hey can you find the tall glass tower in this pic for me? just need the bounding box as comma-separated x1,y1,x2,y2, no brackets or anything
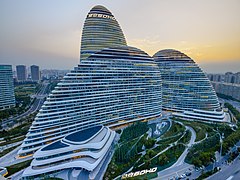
80,5,127,61
0,65,15,110
16,65,27,81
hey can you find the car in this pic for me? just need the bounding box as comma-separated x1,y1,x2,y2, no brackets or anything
185,172,191,176
180,174,186,178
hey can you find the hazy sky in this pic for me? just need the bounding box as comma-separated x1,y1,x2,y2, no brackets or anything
0,0,240,73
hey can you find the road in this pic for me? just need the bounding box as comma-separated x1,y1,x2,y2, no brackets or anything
207,157,240,180
219,98,240,112
157,163,195,180
1,81,49,130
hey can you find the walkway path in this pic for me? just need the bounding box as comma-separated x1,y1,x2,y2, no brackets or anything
171,126,196,167
154,122,196,179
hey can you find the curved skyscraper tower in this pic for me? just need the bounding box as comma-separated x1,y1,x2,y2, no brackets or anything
80,5,127,61
153,49,226,122
18,46,162,157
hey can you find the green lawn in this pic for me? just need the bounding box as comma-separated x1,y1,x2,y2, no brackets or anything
105,121,188,180
161,121,185,138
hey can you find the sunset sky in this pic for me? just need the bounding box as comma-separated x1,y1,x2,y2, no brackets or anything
0,0,239,73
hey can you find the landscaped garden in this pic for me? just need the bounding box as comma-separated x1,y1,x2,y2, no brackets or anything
104,120,190,180
183,111,240,168
104,106,240,179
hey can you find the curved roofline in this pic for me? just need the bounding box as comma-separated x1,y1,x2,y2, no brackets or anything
90,5,111,12
63,125,103,145
87,45,151,58
153,49,191,60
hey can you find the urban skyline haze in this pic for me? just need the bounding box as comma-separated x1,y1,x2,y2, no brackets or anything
0,0,240,73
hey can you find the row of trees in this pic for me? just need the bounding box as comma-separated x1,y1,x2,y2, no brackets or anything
186,121,240,167
217,93,240,102
119,122,148,143
186,134,219,167
222,127,240,154
225,102,240,121
0,122,31,138
138,143,185,170
191,152,215,167
104,123,150,180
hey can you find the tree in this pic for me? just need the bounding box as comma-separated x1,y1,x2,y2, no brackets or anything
158,154,168,166
146,149,156,158
192,157,202,167
145,138,156,149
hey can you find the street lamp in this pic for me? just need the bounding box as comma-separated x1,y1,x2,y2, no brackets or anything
220,133,224,157
216,128,224,158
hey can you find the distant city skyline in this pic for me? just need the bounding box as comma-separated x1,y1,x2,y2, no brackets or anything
0,0,240,73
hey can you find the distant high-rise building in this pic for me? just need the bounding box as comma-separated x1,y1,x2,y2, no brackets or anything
225,72,234,83
30,65,40,81
211,82,240,101
208,72,240,84
16,65,27,81
0,65,15,110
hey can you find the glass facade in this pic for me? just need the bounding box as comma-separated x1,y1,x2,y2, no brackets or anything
153,49,224,122
0,65,15,110
80,5,126,61
16,65,27,81
18,46,162,157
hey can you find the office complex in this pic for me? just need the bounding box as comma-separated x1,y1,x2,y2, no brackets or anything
0,65,15,110
18,5,162,157
153,49,226,122
30,65,40,81
18,46,162,157
22,126,115,179
16,65,27,81
80,5,126,61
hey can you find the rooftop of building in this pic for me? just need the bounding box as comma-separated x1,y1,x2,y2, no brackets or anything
41,140,69,151
153,49,192,61
64,125,103,143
